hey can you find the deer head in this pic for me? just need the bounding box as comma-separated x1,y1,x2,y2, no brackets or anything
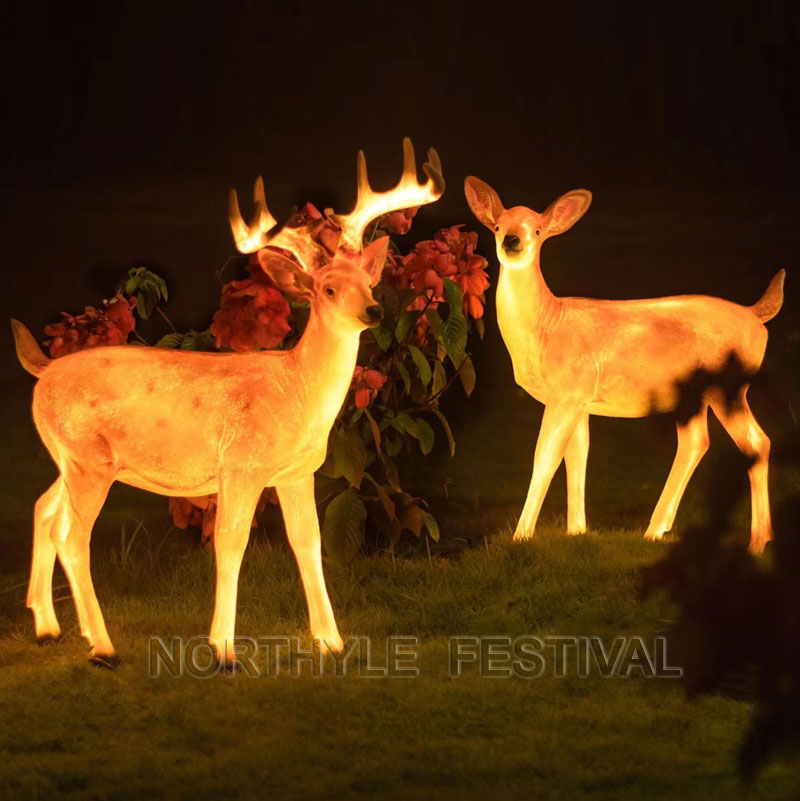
464,177,591,269
229,139,445,332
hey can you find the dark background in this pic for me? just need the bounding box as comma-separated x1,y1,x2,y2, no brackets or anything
1,1,798,560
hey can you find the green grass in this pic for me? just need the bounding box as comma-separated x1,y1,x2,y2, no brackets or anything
0,521,798,800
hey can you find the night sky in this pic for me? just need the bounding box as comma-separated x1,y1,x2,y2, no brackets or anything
2,1,798,490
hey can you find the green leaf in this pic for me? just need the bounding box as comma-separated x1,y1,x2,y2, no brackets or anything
155,332,184,349
474,317,485,340
322,488,367,564
364,473,396,519
429,407,456,457
421,511,440,542
442,280,467,363
332,428,367,489
396,362,411,395
426,308,445,341
431,361,447,396
397,494,423,537
395,310,418,344
390,413,418,439
363,407,381,452
385,430,403,458
136,291,151,319
407,345,431,388
415,417,435,455
381,454,401,491
370,323,393,351
459,355,477,397
181,329,216,351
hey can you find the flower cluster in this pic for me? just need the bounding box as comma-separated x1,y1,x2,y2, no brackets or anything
210,278,291,352
351,366,387,409
44,295,137,358
383,225,490,344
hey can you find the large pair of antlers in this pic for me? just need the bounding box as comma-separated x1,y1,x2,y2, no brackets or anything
229,138,444,265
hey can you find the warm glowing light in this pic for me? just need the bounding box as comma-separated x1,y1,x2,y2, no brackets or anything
465,177,784,554
12,140,444,668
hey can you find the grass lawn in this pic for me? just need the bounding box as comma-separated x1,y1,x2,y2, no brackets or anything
0,517,798,800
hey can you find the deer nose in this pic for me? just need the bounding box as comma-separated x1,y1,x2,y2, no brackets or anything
366,304,383,322
502,234,521,252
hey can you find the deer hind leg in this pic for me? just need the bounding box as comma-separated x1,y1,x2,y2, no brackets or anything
209,476,262,668
564,413,590,535
52,462,116,665
645,405,709,541
709,389,772,553
515,403,587,541
28,478,66,641
276,475,343,654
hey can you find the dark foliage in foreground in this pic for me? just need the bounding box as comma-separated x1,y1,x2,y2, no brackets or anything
641,435,800,781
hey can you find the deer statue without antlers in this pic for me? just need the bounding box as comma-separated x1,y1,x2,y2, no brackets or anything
465,177,784,554
12,138,444,668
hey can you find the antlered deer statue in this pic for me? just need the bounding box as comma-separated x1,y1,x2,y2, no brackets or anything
12,139,444,668
465,177,783,554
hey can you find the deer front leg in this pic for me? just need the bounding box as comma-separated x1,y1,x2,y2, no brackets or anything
645,405,709,541
564,413,590,535
515,403,587,541
209,476,262,668
276,475,343,654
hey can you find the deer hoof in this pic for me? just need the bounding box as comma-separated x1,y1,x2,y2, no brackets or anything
89,652,120,670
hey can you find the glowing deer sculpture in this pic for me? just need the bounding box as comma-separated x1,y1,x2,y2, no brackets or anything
465,177,784,553
12,139,444,668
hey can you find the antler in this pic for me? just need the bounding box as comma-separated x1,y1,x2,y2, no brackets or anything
228,138,444,267
228,176,278,253
337,137,445,251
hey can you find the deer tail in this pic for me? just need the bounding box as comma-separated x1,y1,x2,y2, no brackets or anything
11,319,51,377
751,269,785,323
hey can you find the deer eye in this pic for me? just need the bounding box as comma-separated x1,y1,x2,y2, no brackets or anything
495,225,500,232
325,287,335,297
535,229,540,236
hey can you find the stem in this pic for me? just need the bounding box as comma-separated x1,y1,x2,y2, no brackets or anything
133,330,151,346
425,354,469,404
155,306,177,333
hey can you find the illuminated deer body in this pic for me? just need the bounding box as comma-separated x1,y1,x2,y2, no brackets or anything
13,139,443,667
465,177,784,553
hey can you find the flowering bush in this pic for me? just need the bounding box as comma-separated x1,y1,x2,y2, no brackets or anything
44,295,137,358
41,207,490,562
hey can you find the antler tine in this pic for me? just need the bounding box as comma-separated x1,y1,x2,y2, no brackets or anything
253,176,278,234
338,138,446,251
228,177,278,253
423,147,445,195
402,137,416,178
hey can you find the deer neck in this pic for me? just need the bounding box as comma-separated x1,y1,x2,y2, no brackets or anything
293,309,362,427
496,251,559,346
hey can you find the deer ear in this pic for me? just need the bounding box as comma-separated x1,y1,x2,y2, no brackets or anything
361,236,390,286
257,250,315,297
464,176,505,229
542,190,592,236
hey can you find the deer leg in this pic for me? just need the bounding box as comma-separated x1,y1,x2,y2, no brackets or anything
515,404,586,541
209,477,261,668
564,413,590,534
645,406,709,541
709,389,772,553
28,478,65,642
276,475,343,654
52,464,116,665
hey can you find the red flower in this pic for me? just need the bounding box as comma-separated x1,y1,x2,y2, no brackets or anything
44,294,137,358
377,206,419,235
351,365,387,409
211,278,291,352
